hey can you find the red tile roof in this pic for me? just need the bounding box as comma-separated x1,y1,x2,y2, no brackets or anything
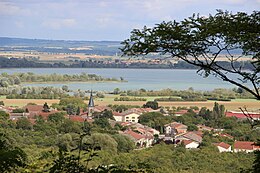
215,142,231,149
121,108,153,116
182,140,194,146
38,111,60,119
112,111,122,116
234,141,255,150
165,122,187,129
183,132,202,143
226,111,260,119
124,130,146,140
219,133,234,139
25,105,43,112
69,116,85,122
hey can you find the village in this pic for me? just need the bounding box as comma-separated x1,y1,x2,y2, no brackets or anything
1,92,260,154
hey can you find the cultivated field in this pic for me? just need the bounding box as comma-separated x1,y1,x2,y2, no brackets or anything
1,97,259,111
0,51,113,61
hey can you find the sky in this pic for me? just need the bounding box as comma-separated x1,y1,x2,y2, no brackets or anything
0,0,259,41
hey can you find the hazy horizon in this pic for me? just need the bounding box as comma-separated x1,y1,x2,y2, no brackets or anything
1,0,259,41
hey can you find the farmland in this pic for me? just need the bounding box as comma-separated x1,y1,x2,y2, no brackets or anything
2,96,259,111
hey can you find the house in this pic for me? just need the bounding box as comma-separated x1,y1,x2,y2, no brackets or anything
135,127,160,137
113,111,123,122
217,133,234,140
175,131,203,144
69,115,85,122
93,106,112,113
25,105,44,117
226,111,260,120
214,142,232,152
182,140,200,149
234,141,260,153
112,107,155,123
119,122,160,136
0,105,16,113
164,122,187,136
123,112,140,122
24,104,60,119
197,124,213,132
9,112,30,121
123,130,153,148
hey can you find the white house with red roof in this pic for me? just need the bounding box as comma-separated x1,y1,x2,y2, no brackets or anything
123,130,153,148
113,111,123,122
234,141,260,153
175,131,203,144
164,122,187,136
112,108,154,123
122,112,140,123
214,142,232,152
182,140,200,149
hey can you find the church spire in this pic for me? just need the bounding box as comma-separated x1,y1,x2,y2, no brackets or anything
88,90,94,107
88,90,94,116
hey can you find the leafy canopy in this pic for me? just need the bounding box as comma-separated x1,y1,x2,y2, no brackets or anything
121,10,260,100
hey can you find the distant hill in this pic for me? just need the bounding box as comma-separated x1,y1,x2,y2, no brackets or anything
0,37,243,55
0,37,122,55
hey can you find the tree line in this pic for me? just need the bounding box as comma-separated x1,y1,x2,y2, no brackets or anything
0,56,255,70
0,72,121,87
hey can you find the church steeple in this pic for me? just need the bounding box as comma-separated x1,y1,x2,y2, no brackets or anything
88,90,94,116
88,90,94,107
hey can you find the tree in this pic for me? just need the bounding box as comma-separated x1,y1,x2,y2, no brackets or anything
0,133,27,172
16,117,32,130
113,88,120,94
143,101,159,110
98,110,115,120
12,108,25,113
0,101,4,106
121,10,260,100
48,112,66,124
59,119,82,134
112,134,135,152
76,106,81,115
61,85,69,92
93,118,111,129
138,112,171,132
0,111,9,120
212,102,225,119
43,102,50,112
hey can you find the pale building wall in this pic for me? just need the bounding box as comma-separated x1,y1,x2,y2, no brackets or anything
185,142,199,149
123,113,140,122
113,115,123,122
217,146,232,152
234,149,254,153
165,126,172,134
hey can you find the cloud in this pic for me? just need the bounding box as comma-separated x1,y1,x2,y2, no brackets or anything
0,1,32,16
15,21,24,28
42,18,77,30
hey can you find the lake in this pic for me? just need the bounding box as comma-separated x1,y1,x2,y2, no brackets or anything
0,68,236,91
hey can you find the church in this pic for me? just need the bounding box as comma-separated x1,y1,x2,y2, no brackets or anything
88,90,95,116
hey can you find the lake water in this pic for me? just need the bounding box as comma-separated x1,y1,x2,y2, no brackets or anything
0,68,236,91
